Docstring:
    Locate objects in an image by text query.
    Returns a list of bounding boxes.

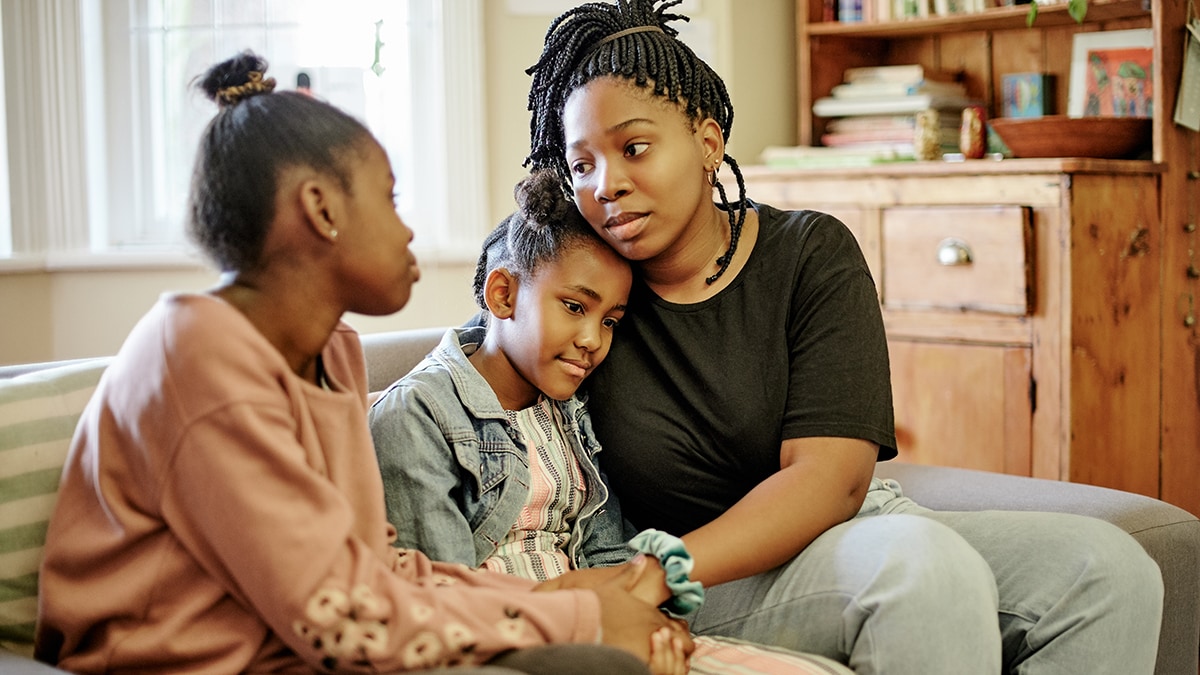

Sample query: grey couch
[2,326,1197,674]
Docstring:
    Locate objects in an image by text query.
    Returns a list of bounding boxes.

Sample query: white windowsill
[0,249,210,274]
[0,244,480,275]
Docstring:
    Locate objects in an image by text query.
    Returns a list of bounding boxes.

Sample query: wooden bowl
[988,116,1152,159]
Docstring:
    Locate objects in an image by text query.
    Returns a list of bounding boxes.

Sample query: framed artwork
[1068,29,1154,117]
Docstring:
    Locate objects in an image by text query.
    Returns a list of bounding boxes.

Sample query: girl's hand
[648,625,691,675]
[535,556,672,607]
[533,565,624,593]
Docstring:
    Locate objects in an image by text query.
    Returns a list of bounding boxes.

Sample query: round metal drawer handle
[936,237,973,266]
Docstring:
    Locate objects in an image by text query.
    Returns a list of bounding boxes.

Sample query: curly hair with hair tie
[473,170,610,314]
[525,0,746,283]
[188,50,372,272]
[214,71,277,107]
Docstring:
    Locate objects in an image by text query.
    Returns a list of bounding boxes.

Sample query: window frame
[0,0,487,271]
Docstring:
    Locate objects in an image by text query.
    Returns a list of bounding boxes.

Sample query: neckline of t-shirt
[638,199,765,313]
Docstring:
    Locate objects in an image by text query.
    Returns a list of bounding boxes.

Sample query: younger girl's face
[562,76,716,263]
[502,239,632,405]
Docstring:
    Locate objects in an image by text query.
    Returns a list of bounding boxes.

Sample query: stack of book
[832,0,986,24]
[812,65,972,156]
[760,143,917,169]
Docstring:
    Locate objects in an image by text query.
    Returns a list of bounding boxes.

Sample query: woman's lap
[687,479,1163,675]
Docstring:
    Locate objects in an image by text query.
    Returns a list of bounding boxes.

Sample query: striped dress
[482,399,585,580]
[483,398,851,675]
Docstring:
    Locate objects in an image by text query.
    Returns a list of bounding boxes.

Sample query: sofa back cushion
[0,360,108,657]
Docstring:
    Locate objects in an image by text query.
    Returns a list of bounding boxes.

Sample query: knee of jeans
[845,514,999,609]
[1058,517,1164,604]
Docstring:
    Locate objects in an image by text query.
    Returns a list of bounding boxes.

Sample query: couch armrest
[875,461,1200,675]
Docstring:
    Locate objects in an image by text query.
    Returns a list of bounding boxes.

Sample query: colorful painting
[1083,47,1153,117]
[1068,29,1155,117]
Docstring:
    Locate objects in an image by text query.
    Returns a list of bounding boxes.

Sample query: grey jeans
[689,478,1164,674]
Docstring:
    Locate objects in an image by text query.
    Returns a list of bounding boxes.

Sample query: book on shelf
[761,144,916,169]
[813,93,972,117]
[839,0,863,22]
[821,126,960,147]
[830,79,967,99]
[842,64,961,85]
[825,113,961,133]
[836,0,983,23]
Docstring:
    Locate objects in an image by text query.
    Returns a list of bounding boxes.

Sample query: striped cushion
[0,360,107,656]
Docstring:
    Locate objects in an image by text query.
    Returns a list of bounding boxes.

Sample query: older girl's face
[562,76,718,263]
[339,141,420,316]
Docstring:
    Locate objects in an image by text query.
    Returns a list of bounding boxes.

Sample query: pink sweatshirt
[35,294,601,673]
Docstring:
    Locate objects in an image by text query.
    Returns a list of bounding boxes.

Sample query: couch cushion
[0,360,107,656]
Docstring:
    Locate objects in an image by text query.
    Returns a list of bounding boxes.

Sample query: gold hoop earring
[706,168,718,187]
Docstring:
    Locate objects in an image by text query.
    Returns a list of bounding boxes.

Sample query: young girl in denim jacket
[369,169,853,675]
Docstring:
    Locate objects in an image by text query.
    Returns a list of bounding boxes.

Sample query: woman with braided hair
[523,2,1165,673]
[34,50,674,675]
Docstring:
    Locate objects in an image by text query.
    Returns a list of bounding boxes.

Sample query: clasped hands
[534,555,693,674]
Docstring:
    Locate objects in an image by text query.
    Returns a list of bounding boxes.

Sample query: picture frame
[1068,28,1154,117]
[1001,72,1055,118]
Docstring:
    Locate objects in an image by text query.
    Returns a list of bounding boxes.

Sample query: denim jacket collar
[434,326,590,427]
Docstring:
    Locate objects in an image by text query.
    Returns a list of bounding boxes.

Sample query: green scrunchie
[627,528,705,617]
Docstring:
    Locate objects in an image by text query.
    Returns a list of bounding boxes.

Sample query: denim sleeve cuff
[627,528,705,617]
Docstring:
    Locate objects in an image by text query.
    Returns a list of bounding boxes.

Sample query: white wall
[0,0,795,365]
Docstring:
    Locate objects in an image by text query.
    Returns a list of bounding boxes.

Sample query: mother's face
[561,76,721,264]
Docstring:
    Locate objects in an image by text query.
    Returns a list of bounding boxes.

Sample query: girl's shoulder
[375,326,501,420]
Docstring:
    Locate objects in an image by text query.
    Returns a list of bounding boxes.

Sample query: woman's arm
[682,437,877,587]
[674,214,891,587]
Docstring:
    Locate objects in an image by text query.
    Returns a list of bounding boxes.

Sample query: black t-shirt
[585,202,898,536]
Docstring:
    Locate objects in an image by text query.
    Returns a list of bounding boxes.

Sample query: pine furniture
[740,0,1200,517]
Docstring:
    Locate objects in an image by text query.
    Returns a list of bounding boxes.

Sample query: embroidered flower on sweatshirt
[293,584,393,667]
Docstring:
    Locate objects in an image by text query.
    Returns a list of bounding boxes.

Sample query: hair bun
[197,50,277,108]
[514,169,571,230]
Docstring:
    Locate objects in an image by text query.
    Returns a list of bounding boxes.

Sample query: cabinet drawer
[882,205,1033,315]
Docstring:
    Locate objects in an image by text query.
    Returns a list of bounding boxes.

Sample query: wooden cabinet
[741,160,1172,503]
[738,0,1200,514]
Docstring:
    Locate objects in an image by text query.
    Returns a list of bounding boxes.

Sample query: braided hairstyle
[473,169,614,315]
[525,0,747,284]
[190,50,373,272]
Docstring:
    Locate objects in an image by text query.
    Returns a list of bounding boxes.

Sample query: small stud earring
[329,228,339,240]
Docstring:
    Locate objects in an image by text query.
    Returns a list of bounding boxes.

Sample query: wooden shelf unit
[757,0,1200,515]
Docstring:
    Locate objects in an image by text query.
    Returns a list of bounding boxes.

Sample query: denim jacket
[368,326,637,570]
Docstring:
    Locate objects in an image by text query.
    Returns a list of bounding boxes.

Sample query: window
[2,0,486,266]
[0,4,10,259]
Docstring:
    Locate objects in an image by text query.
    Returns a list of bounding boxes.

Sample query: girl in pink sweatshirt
[34,50,678,675]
